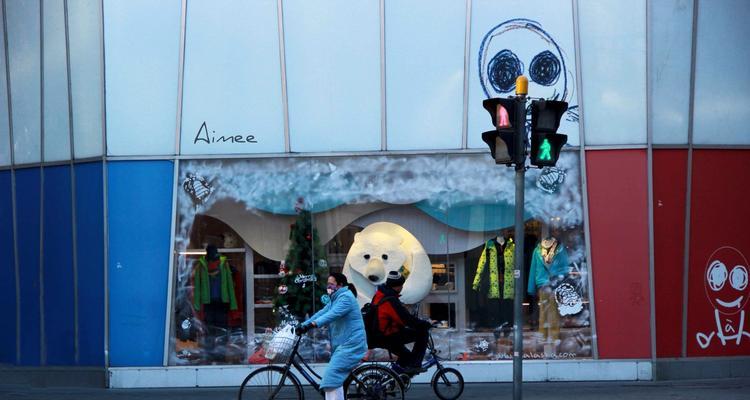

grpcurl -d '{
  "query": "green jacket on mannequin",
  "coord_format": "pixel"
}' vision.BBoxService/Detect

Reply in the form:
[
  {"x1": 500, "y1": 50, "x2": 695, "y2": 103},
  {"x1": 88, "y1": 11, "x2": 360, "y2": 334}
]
[
  {"x1": 193, "y1": 255, "x2": 238, "y2": 311},
  {"x1": 473, "y1": 238, "x2": 515, "y2": 299}
]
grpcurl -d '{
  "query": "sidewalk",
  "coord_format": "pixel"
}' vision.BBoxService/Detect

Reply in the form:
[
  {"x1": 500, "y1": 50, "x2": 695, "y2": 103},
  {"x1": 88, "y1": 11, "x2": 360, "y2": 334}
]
[{"x1": 2, "y1": 378, "x2": 750, "y2": 400}]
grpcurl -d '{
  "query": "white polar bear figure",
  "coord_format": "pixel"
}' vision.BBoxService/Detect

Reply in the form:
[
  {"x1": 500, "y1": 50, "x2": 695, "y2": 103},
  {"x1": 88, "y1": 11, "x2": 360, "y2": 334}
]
[{"x1": 343, "y1": 222, "x2": 432, "y2": 306}]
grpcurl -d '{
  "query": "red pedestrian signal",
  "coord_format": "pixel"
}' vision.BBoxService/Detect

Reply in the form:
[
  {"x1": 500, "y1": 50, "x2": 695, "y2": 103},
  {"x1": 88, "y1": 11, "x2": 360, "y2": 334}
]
[{"x1": 482, "y1": 98, "x2": 523, "y2": 166}]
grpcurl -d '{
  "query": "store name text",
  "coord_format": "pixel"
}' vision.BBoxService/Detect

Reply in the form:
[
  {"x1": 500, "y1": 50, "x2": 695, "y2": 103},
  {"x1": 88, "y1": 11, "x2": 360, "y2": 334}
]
[{"x1": 193, "y1": 122, "x2": 258, "y2": 145}]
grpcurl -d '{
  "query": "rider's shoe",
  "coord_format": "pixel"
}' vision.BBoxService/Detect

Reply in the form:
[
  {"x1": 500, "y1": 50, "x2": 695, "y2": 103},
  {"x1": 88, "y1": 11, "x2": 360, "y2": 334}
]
[
  {"x1": 390, "y1": 363, "x2": 406, "y2": 374},
  {"x1": 403, "y1": 365, "x2": 428, "y2": 375}
]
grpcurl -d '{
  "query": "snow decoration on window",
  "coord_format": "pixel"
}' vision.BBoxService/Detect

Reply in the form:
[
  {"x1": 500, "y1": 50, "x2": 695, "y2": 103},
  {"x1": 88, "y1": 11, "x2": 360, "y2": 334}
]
[
  {"x1": 537, "y1": 167, "x2": 566, "y2": 194},
  {"x1": 176, "y1": 152, "x2": 582, "y2": 237},
  {"x1": 555, "y1": 282, "x2": 583, "y2": 316},
  {"x1": 472, "y1": 338, "x2": 490, "y2": 353},
  {"x1": 182, "y1": 173, "x2": 214, "y2": 206}
]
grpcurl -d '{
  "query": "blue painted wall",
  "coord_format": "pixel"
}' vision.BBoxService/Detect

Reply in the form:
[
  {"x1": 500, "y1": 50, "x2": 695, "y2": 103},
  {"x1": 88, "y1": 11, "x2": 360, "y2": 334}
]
[
  {"x1": 0, "y1": 170, "x2": 16, "y2": 364},
  {"x1": 42, "y1": 165, "x2": 75, "y2": 365},
  {"x1": 75, "y1": 162, "x2": 104, "y2": 366},
  {"x1": 108, "y1": 161, "x2": 173, "y2": 366},
  {"x1": 15, "y1": 167, "x2": 40, "y2": 366}
]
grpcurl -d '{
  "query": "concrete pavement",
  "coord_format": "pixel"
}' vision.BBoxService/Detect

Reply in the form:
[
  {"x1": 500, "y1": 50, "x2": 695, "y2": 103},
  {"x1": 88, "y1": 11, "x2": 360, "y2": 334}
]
[{"x1": 2, "y1": 378, "x2": 750, "y2": 400}]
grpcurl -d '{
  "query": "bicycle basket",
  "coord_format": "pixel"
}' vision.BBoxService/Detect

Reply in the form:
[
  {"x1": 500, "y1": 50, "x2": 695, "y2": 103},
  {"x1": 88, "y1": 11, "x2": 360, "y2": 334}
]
[{"x1": 265, "y1": 325, "x2": 296, "y2": 362}]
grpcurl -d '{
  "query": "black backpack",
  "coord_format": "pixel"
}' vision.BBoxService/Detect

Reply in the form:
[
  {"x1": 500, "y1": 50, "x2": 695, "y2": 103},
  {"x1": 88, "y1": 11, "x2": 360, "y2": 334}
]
[{"x1": 361, "y1": 296, "x2": 394, "y2": 349}]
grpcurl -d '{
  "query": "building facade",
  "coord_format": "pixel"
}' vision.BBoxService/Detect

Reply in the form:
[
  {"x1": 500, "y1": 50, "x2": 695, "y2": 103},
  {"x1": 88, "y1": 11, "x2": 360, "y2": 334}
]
[{"x1": 0, "y1": 0, "x2": 748, "y2": 388}]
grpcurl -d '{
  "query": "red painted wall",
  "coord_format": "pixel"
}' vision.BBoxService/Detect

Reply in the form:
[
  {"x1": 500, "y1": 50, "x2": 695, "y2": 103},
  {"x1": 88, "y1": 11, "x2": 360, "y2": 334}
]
[
  {"x1": 586, "y1": 150, "x2": 651, "y2": 359},
  {"x1": 653, "y1": 150, "x2": 688, "y2": 357},
  {"x1": 686, "y1": 150, "x2": 750, "y2": 356}
]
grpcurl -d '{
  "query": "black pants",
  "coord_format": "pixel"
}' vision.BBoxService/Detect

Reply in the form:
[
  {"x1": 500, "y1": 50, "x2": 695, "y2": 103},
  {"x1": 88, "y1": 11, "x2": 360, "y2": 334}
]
[
  {"x1": 203, "y1": 302, "x2": 229, "y2": 360},
  {"x1": 384, "y1": 326, "x2": 429, "y2": 368}
]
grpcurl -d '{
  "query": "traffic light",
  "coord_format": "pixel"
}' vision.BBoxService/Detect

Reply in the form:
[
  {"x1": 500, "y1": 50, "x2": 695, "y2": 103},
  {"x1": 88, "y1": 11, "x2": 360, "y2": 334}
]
[
  {"x1": 529, "y1": 99, "x2": 568, "y2": 167},
  {"x1": 482, "y1": 98, "x2": 521, "y2": 166}
]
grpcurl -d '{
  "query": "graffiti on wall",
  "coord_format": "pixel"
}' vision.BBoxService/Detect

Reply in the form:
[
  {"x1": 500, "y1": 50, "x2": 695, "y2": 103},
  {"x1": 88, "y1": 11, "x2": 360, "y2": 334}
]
[
  {"x1": 479, "y1": 18, "x2": 578, "y2": 124},
  {"x1": 696, "y1": 247, "x2": 750, "y2": 349}
]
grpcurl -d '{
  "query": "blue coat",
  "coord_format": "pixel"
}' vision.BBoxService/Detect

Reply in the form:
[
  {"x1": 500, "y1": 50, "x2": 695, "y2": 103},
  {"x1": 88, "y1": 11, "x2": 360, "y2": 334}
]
[
  {"x1": 304, "y1": 287, "x2": 367, "y2": 389},
  {"x1": 528, "y1": 244, "x2": 569, "y2": 295}
]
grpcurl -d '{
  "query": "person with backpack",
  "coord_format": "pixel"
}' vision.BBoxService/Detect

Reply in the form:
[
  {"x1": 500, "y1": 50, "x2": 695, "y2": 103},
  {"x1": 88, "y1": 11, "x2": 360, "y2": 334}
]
[
  {"x1": 369, "y1": 270, "x2": 432, "y2": 374},
  {"x1": 295, "y1": 272, "x2": 366, "y2": 400}
]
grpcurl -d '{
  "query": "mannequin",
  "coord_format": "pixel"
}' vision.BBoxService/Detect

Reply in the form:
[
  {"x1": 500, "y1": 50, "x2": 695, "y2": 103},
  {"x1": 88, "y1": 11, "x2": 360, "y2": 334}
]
[
  {"x1": 527, "y1": 237, "x2": 569, "y2": 343},
  {"x1": 193, "y1": 244, "x2": 238, "y2": 361},
  {"x1": 472, "y1": 235, "x2": 515, "y2": 329}
]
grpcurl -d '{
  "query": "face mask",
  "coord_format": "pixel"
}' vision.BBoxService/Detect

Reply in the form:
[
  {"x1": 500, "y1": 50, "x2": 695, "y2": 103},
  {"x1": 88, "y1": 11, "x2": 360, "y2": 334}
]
[{"x1": 327, "y1": 284, "x2": 338, "y2": 295}]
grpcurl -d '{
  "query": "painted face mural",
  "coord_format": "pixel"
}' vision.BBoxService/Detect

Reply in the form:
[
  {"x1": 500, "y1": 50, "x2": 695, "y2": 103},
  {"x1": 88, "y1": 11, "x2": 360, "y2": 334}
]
[
  {"x1": 479, "y1": 18, "x2": 578, "y2": 123},
  {"x1": 696, "y1": 247, "x2": 750, "y2": 349}
]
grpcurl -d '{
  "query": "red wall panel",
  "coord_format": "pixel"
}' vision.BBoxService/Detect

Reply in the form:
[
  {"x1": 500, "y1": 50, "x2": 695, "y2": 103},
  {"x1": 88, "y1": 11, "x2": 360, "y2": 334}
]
[
  {"x1": 686, "y1": 150, "x2": 750, "y2": 356},
  {"x1": 586, "y1": 150, "x2": 651, "y2": 359},
  {"x1": 653, "y1": 150, "x2": 688, "y2": 357}
]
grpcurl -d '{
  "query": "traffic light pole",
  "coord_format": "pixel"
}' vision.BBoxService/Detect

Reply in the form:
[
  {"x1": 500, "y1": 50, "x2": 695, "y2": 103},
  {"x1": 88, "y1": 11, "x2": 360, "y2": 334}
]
[
  {"x1": 482, "y1": 76, "x2": 566, "y2": 400},
  {"x1": 512, "y1": 93, "x2": 527, "y2": 400}
]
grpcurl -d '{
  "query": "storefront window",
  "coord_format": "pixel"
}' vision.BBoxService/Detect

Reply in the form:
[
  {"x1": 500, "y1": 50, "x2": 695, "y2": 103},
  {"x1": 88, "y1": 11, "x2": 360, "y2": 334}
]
[
  {"x1": 170, "y1": 215, "x2": 249, "y2": 365},
  {"x1": 168, "y1": 152, "x2": 592, "y2": 365}
]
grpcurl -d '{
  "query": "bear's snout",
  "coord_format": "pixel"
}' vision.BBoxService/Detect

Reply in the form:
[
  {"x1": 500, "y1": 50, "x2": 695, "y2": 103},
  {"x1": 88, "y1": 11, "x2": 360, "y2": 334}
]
[{"x1": 365, "y1": 258, "x2": 386, "y2": 283}]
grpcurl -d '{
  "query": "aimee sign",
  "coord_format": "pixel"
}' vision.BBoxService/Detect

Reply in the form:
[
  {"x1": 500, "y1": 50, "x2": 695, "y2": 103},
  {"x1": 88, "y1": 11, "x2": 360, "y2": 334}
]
[
  {"x1": 193, "y1": 121, "x2": 258, "y2": 145},
  {"x1": 180, "y1": 120, "x2": 285, "y2": 155}
]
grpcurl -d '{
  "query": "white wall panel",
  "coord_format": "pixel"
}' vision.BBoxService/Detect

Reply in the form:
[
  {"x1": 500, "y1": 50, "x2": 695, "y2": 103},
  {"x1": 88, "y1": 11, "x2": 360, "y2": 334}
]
[
  {"x1": 0, "y1": 5, "x2": 10, "y2": 166},
  {"x1": 650, "y1": 0, "x2": 693, "y2": 145},
  {"x1": 579, "y1": 0, "x2": 647, "y2": 145},
  {"x1": 468, "y1": 0, "x2": 580, "y2": 148},
  {"x1": 68, "y1": 0, "x2": 104, "y2": 158},
  {"x1": 180, "y1": 0, "x2": 284, "y2": 155},
  {"x1": 693, "y1": 0, "x2": 750, "y2": 145},
  {"x1": 283, "y1": 0, "x2": 381, "y2": 152},
  {"x1": 385, "y1": 0, "x2": 465, "y2": 150},
  {"x1": 6, "y1": 0, "x2": 41, "y2": 164},
  {"x1": 104, "y1": 0, "x2": 181, "y2": 155},
  {"x1": 42, "y1": 0, "x2": 71, "y2": 162}
]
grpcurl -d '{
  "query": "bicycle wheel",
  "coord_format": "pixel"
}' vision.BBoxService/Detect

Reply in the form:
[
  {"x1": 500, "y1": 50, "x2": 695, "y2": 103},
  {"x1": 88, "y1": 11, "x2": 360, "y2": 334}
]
[
  {"x1": 238, "y1": 365, "x2": 303, "y2": 400},
  {"x1": 431, "y1": 367, "x2": 464, "y2": 400},
  {"x1": 344, "y1": 364, "x2": 404, "y2": 399}
]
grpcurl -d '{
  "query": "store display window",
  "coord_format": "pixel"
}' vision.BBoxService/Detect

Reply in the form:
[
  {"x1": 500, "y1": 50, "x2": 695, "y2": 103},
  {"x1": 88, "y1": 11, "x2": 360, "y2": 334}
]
[{"x1": 168, "y1": 152, "x2": 592, "y2": 365}]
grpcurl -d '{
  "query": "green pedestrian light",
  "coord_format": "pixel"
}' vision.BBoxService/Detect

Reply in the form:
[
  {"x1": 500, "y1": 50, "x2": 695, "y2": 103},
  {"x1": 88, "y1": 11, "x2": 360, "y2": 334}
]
[
  {"x1": 529, "y1": 99, "x2": 568, "y2": 167},
  {"x1": 538, "y1": 138, "x2": 552, "y2": 161}
]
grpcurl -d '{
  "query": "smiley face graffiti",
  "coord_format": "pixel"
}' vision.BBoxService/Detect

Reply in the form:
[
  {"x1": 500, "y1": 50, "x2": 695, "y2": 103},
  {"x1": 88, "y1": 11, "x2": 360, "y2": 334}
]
[
  {"x1": 706, "y1": 258, "x2": 749, "y2": 313},
  {"x1": 696, "y1": 246, "x2": 750, "y2": 349},
  {"x1": 478, "y1": 18, "x2": 578, "y2": 124}
]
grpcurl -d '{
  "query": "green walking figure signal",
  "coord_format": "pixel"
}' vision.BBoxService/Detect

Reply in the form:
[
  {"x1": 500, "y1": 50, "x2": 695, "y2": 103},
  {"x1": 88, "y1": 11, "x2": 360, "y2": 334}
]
[
  {"x1": 529, "y1": 99, "x2": 568, "y2": 167},
  {"x1": 538, "y1": 138, "x2": 552, "y2": 161}
]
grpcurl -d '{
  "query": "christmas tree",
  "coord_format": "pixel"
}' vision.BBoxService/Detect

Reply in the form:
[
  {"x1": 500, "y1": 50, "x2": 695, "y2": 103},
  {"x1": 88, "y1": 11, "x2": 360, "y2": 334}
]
[{"x1": 273, "y1": 200, "x2": 329, "y2": 325}]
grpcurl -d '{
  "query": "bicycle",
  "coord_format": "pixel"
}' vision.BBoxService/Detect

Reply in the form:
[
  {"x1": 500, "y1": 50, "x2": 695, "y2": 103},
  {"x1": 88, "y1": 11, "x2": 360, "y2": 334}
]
[
  {"x1": 238, "y1": 333, "x2": 405, "y2": 400},
  {"x1": 356, "y1": 327, "x2": 464, "y2": 400}
]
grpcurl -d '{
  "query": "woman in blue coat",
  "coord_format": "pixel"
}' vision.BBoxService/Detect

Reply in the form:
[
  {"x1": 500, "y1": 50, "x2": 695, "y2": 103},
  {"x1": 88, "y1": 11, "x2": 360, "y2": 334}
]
[{"x1": 297, "y1": 272, "x2": 367, "y2": 400}]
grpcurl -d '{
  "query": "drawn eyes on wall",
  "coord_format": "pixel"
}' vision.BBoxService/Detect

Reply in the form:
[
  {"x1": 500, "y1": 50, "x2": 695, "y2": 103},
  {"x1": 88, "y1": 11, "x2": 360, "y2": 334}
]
[
  {"x1": 730, "y1": 265, "x2": 748, "y2": 291},
  {"x1": 707, "y1": 260, "x2": 728, "y2": 291},
  {"x1": 529, "y1": 50, "x2": 561, "y2": 87},
  {"x1": 488, "y1": 49, "x2": 524, "y2": 93},
  {"x1": 487, "y1": 49, "x2": 562, "y2": 93},
  {"x1": 708, "y1": 260, "x2": 749, "y2": 292}
]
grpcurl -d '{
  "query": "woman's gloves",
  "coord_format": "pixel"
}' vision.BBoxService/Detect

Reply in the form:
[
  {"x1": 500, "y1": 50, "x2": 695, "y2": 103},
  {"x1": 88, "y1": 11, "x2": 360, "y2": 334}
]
[{"x1": 295, "y1": 323, "x2": 314, "y2": 336}]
